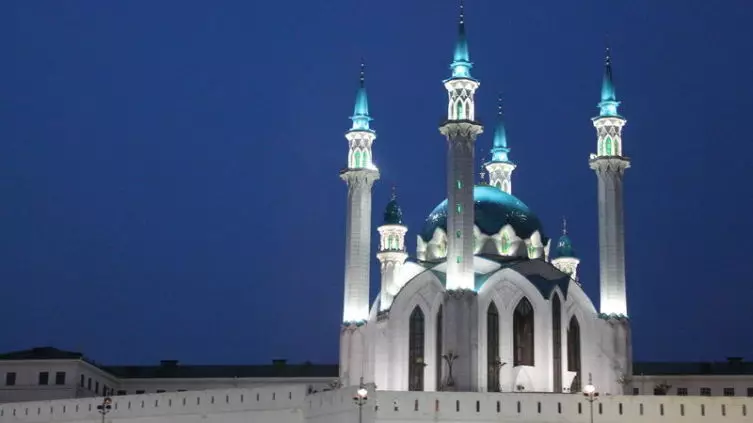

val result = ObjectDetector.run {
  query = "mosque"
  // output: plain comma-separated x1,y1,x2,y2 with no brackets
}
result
338,2,631,396
1,5,752,423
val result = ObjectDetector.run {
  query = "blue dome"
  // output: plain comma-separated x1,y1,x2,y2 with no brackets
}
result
555,234,577,258
420,185,546,242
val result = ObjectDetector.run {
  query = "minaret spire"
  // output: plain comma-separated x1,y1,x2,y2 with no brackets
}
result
351,59,372,131
562,216,568,235
484,93,516,193
598,45,620,117
340,60,380,387
451,0,472,79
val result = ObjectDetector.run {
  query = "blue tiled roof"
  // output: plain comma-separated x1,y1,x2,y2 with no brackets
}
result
420,185,546,242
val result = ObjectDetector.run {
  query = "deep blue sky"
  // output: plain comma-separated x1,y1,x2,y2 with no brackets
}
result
2,0,752,366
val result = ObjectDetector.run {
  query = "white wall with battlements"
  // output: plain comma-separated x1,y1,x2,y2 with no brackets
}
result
2,384,751,423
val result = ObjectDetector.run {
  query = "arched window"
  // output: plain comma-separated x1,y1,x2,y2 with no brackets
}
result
362,150,370,167
604,137,613,156
500,233,510,254
613,138,620,156
436,305,443,391
408,306,425,391
495,181,502,190
552,294,562,392
354,150,362,168
567,316,582,392
487,302,500,392
456,100,464,120
513,297,534,366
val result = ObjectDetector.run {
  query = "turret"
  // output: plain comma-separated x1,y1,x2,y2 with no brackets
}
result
484,95,516,193
377,188,408,311
551,218,580,280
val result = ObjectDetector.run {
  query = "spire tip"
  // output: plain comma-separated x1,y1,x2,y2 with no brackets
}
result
562,216,568,235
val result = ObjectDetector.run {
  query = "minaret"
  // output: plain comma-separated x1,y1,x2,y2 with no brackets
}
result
484,95,516,193
438,1,483,393
376,187,408,311
589,47,630,317
339,62,380,387
551,218,581,280
439,1,483,291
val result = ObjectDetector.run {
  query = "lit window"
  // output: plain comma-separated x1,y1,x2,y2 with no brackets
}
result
456,180,462,189
456,256,461,263
456,231,461,238
456,203,462,214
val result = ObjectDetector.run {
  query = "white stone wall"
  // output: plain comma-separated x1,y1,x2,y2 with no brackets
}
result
0,361,118,404
2,386,751,423
632,374,753,397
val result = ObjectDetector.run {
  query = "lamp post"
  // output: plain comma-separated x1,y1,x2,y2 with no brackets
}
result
582,373,598,423
353,377,368,423
96,397,112,423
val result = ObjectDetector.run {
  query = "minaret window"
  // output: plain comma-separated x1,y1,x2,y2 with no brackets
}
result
456,203,463,214
456,231,461,239
513,297,534,366
500,233,510,254
487,302,500,392
436,305,443,390
456,100,464,120
552,294,562,392
567,316,582,392
408,306,426,391
456,180,462,189
604,137,613,156
354,150,362,168
363,150,370,167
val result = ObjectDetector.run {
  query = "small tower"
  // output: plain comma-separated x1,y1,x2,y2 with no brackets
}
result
340,61,380,387
589,47,630,317
484,95,516,194
551,218,580,281
376,187,408,312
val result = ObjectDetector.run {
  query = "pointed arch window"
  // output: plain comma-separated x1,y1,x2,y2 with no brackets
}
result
552,294,562,392
500,233,510,254
567,316,582,392
487,302,501,392
456,100,464,120
604,137,613,156
513,297,534,366
354,150,362,168
362,150,370,167
408,306,425,391
436,305,443,391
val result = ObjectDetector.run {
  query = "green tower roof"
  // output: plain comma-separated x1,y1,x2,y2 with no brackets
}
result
383,187,404,225
598,47,621,117
489,94,512,163
449,1,474,80
350,61,372,131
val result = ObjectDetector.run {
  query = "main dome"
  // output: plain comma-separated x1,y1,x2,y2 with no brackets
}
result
420,185,546,242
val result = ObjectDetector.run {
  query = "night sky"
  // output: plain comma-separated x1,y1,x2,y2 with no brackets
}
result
2,0,752,366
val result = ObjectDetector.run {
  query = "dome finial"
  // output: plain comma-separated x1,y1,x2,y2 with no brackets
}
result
450,0,472,78
562,216,567,235
350,59,371,131
391,184,397,201
497,93,503,118
459,0,465,25
598,40,620,117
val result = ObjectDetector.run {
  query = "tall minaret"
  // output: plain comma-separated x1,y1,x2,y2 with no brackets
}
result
589,47,630,317
484,95,516,194
439,1,483,291
376,187,408,311
438,1,483,393
339,62,380,387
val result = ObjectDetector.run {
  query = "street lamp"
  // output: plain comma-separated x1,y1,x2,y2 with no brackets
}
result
96,397,112,423
582,373,599,423
353,377,368,423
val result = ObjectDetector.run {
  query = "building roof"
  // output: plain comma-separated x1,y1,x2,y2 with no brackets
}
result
0,346,85,361
102,362,339,379
420,185,547,243
633,359,753,376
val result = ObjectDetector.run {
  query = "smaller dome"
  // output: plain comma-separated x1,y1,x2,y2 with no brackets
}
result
383,190,403,225
555,234,576,258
